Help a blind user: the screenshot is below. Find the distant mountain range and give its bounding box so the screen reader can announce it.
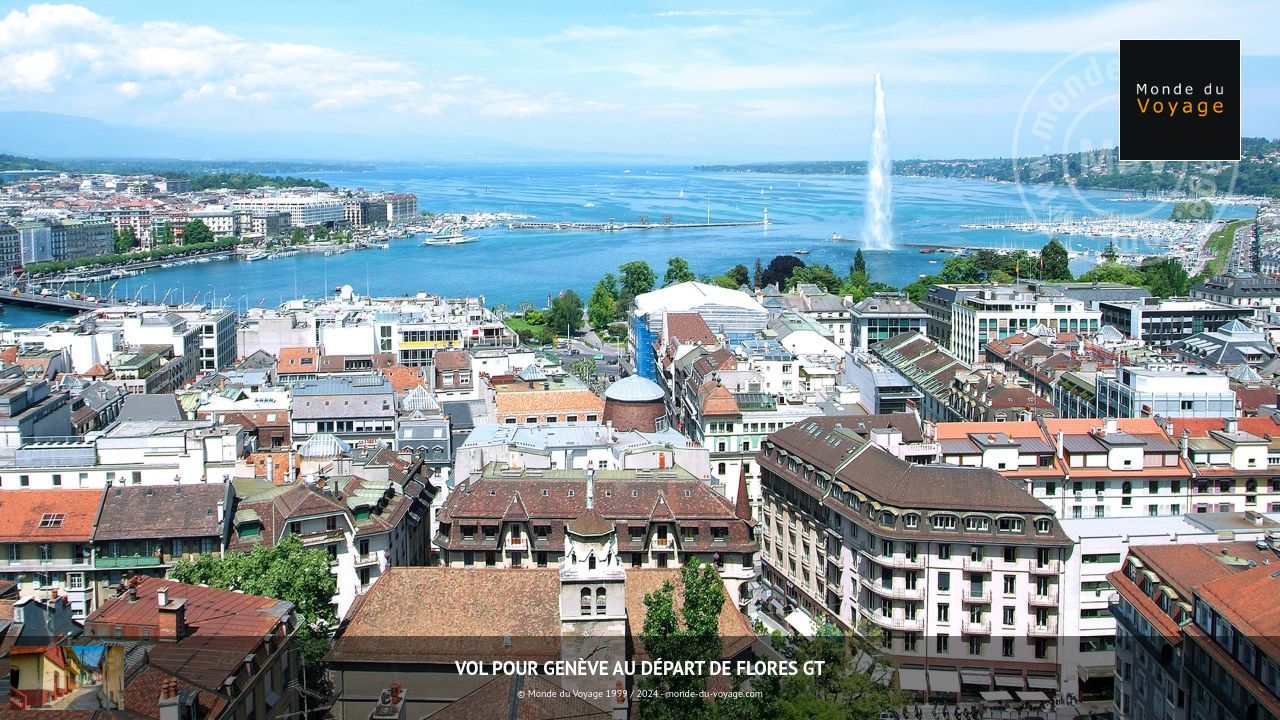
[0,111,676,166]
[696,138,1280,197]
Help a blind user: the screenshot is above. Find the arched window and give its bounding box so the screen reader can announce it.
[580,588,592,615]
[596,588,607,615]
[1247,479,1258,492]
[1122,482,1132,494]
[588,554,597,571]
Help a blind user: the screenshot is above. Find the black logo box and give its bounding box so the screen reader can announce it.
[1119,39,1240,162]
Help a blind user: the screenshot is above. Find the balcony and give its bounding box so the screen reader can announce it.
[864,579,925,601]
[6,558,93,570]
[95,555,164,569]
[868,613,924,631]
[353,552,381,567]
[506,536,527,550]
[962,619,992,634]
[860,548,924,569]
[1028,618,1059,636]
[299,529,345,547]
[1029,592,1059,607]
[963,557,993,571]
[1030,560,1062,575]
[651,537,675,552]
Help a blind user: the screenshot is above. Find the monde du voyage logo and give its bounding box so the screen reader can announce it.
[1120,40,1240,162]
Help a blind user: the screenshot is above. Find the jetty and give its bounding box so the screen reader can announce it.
[0,289,106,312]
[508,211,770,233]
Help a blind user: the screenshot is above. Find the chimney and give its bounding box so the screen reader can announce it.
[128,585,138,603]
[158,594,187,642]
[158,680,181,720]
[585,464,595,509]
[1225,417,1239,434]
[1103,417,1118,435]
[1055,431,1064,460]
[157,586,168,607]
[370,683,408,720]
[1180,429,1190,459]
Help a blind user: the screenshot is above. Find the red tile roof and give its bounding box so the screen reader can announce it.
[380,365,424,394]
[0,489,101,542]
[665,312,718,346]
[433,350,472,371]
[1169,416,1280,438]
[276,347,317,374]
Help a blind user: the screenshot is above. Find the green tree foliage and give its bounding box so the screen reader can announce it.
[1077,261,1143,285]
[664,257,696,286]
[619,260,657,300]
[1140,257,1191,297]
[189,173,329,191]
[1102,240,1119,262]
[182,218,214,246]
[1039,238,1072,281]
[726,264,750,288]
[23,237,241,275]
[759,255,806,290]
[168,535,337,702]
[158,222,176,246]
[637,559,725,720]
[588,275,620,329]
[113,228,137,254]
[546,289,585,336]
[752,258,764,288]
[567,357,597,385]
[853,249,867,276]
[290,227,307,245]
[788,263,842,293]
[313,225,330,241]
[1171,200,1213,221]
[769,624,908,720]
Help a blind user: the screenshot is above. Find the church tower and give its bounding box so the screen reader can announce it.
[558,466,628,720]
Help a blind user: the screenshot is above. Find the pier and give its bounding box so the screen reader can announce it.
[508,213,769,233]
[0,289,105,313]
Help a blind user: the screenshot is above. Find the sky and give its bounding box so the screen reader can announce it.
[0,0,1278,162]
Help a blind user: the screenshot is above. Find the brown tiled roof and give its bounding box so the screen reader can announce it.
[380,365,425,393]
[1129,542,1269,600]
[276,347,317,374]
[434,350,472,371]
[83,362,112,378]
[495,390,604,418]
[125,664,230,720]
[566,507,613,536]
[698,381,739,416]
[429,674,609,720]
[665,312,718,346]
[0,489,101,542]
[94,484,225,541]
[1170,416,1280,438]
[1195,564,1280,660]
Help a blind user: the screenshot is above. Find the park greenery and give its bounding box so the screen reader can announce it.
[1171,200,1213,221]
[189,172,330,191]
[169,534,337,704]
[24,235,241,275]
[636,559,905,720]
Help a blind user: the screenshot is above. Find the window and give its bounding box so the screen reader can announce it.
[51,474,61,487]
[938,544,951,560]
[937,603,950,623]
[580,588,592,616]
[996,517,1024,533]
[937,572,950,592]
[1002,637,1015,657]
[1003,546,1017,563]
[1002,575,1016,595]
[38,513,65,529]
[1003,607,1015,626]
[936,635,949,654]
[19,475,29,487]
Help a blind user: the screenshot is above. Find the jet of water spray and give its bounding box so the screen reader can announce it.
[863,73,893,250]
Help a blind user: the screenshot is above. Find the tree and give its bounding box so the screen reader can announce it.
[758,255,806,290]
[1102,240,1119,262]
[752,258,764,288]
[789,263,842,293]
[290,227,306,245]
[113,228,136,254]
[169,535,337,703]
[313,225,330,241]
[1140,257,1191,297]
[158,222,176,247]
[853,249,867,276]
[770,623,908,719]
[516,301,535,316]
[664,257,696,287]
[619,260,656,299]
[567,357,597,385]
[546,289,585,336]
[1078,261,1143,285]
[725,264,750,288]
[588,276,619,329]
[1039,238,1072,281]
[182,219,214,246]
[637,559,725,720]
[492,302,509,319]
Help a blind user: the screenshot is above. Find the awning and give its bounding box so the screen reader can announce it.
[928,668,961,694]
[960,669,990,685]
[994,674,1023,688]
[898,667,928,692]
[980,690,1013,702]
[785,609,816,638]
[1078,664,1115,681]
[1026,677,1059,690]
[1017,690,1050,702]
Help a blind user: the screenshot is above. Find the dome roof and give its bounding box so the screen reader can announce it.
[604,375,664,402]
[298,433,351,459]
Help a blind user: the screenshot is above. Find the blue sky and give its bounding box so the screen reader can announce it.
[0,1,1277,161]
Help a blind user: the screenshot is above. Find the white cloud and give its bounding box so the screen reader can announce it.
[0,50,60,91]
[115,81,140,98]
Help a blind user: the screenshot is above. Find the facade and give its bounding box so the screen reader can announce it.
[0,488,100,617]
[851,294,929,352]
[775,284,855,351]
[16,217,113,264]
[0,365,74,463]
[0,222,21,272]
[1170,416,1280,515]
[1098,297,1252,346]
[433,464,758,606]
[1108,541,1280,720]
[230,195,345,227]
[1094,365,1238,419]
[290,376,397,445]
[1191,270,1280,317]
[384,193,419,223]
[951,285,1101,364]
[871,331,970,422]
[758,416,1074,698]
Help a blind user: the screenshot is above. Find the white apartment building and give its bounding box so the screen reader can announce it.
[187,206,240,237]
[951,286,1101,363]
[760,416,1072,700]
[231,195,345,227]
[0,419,245,489]
[1094,365,1237,419]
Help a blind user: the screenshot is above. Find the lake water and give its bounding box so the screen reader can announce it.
[5,165,1254,327]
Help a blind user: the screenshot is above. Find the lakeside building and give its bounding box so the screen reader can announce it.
[230,195,345,227]
[758,415,1074,699]
[1174,319,1279,372]
[0,222,21,272]
[1191,270,1280,318]
[850,293,929,352]
[15,216,113,264]
[384,193,419,223]
[93,205,155,246]
[1098,297,1253,346]
[1108,540,1280,720]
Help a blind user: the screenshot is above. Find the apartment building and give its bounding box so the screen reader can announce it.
[773,283,856,351]
[433,464,759,605]
[0,489,100,617]
[950,285,1101,364]
[0,222,21,272]
[872,331,970,422]
[290,375,397,446]
[759,416,1073,699]
[1169,416,1280,514]
[1109,541,1280,720]
[1099,297,1252,346]
[384,193,419,223]
[1092,366,1238,419]
[850,293,929,352]
[1191,270,1280,317]
[230,195,345,227]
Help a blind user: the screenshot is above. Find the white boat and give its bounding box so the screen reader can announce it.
[244,251,268,262]
[831,232,846,241]
[424,230,479,246]
[794,249,811,255]
[583,202,596,208]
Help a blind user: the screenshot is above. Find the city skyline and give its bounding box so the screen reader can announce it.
[1,0,1279,162]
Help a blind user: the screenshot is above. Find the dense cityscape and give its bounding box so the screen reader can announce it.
[3,3,1280,720]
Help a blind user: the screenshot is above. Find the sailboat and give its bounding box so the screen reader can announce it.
[679,189,685,198]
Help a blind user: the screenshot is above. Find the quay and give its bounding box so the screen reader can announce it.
[0,289,106,312]
[508,212,769,233]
